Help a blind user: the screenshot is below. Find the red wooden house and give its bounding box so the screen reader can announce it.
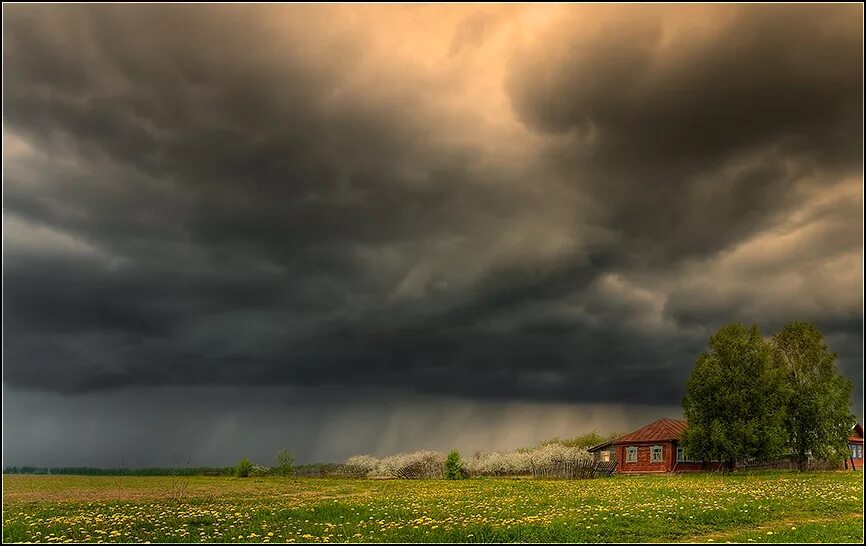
[846,423,863,470]
[596,418,866,473]
[604,417,723,473]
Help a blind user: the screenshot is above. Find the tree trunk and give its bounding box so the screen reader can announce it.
[797,449,808,472]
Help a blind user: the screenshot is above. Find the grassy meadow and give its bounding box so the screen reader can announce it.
[2,471,863,543]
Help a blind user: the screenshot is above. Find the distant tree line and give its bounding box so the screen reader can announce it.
[292,463,344,477]
[5,435,626,480]
[2,466,236,476]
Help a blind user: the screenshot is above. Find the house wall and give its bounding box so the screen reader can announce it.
[844,439,863,470]
[616,441,724,473]
[616,442,674,473]
[670,441,724,473]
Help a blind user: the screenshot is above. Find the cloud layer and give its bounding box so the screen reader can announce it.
[3,4,862,420]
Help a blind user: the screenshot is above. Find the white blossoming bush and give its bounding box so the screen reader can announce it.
[344,455,380,478]
[464,450,525,476]
[528,443,592,478]
[249,465,272,477]
[379,450,445,479]
[343,443,595,479]
[343,451,445,479]
[464,450,532,476]
[464,443,592,478]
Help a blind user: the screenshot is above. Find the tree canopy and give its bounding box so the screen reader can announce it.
[682,321,855,471]
[772,321,854,470]
[681,323,788,470]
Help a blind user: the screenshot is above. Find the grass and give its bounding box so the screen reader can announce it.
[2,471,862,543]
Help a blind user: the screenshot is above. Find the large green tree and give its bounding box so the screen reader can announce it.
[772,321,854,471]
[681,323,788,471]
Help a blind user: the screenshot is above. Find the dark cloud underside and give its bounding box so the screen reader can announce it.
[3,4,862,424]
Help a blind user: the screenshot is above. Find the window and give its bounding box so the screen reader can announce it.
[600,451,610,462]
[626,446,638,463]
[853,445,863,459]
[650,445,663,463]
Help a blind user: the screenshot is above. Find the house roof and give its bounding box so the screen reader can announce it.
[613,418,688,444]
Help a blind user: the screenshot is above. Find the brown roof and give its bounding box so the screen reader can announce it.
[613,418,688,444]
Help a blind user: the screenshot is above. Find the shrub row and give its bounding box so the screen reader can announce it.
[343,442,593,479]
[464,443,592,478]
[344,450,445,479]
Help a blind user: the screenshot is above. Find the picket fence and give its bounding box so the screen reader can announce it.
[529,459,618,479]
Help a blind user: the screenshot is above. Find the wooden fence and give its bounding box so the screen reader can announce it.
[738,458,843,471]
[530,459,617,479]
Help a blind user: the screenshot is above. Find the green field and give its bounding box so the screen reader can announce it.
[2,471,863,543]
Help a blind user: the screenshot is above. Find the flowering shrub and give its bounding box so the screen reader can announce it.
[528,443,592,478]
[380,451,444,479]
[249,465,272,477]
[464,443,591,478]
[343,451,445,479]
[344,455,380,478]
[464,450,531,476]
[344,443,592,479]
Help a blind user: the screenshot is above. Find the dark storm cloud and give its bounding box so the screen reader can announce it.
[507,4,862,261]
[509,5,860,161]
[2,3,862,420]
[4,5,471,259]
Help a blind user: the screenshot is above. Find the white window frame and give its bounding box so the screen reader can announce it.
[626,446,638,463]
[650,445,663,463]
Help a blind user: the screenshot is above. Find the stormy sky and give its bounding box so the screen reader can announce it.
[2,4,863,467]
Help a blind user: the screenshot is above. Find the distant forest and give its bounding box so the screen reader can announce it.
[2,463,343,477]
[3,433,616,478]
